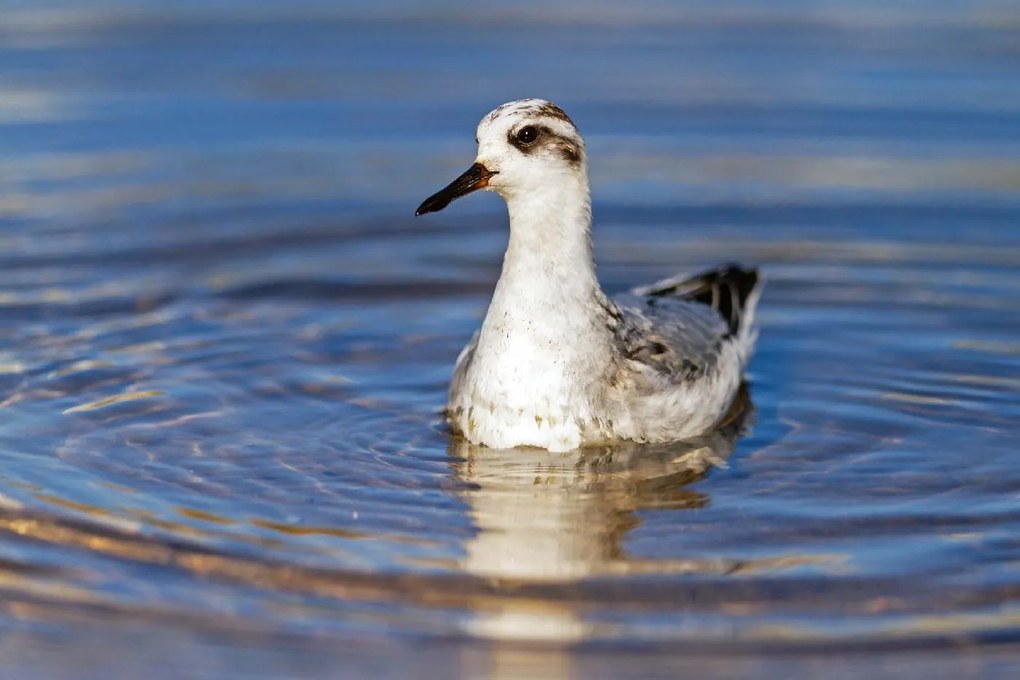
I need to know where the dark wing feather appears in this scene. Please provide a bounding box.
[610,264,761,379]
[640,264,760,337]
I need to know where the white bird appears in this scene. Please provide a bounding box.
[416,99,762,452]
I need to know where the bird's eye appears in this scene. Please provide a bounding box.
[515,126,539,145]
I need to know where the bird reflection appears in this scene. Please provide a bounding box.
[447,385,753,644]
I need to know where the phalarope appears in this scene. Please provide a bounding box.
[417,99,762,452]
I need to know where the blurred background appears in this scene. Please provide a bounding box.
[1,1,1019,678]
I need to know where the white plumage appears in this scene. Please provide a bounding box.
[417,99,763,452]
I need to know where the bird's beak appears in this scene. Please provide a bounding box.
[415,163,497,216]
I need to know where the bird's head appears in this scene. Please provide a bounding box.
[416,99,587,216]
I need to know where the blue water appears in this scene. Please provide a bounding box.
[1,1,1019,677]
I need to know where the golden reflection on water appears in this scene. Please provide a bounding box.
[29,488,440,552]
[62,389,167,414]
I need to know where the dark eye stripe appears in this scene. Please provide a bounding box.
[508,125,541,148]
[507,124,553,149]
[507,124,582,166]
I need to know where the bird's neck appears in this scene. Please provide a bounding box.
[499,173,600,301]
[478,175,612,369]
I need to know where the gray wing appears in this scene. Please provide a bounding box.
[607,264,761,381]
[608,292,731,380]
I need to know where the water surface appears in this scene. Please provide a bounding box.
[1,1,1019,677]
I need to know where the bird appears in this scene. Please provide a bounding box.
[416,99,762,452]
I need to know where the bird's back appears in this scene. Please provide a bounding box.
[612,264,762,380]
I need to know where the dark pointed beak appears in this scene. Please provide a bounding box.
[415,163,497,216]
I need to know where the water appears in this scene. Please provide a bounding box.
[1,1,1019,677]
